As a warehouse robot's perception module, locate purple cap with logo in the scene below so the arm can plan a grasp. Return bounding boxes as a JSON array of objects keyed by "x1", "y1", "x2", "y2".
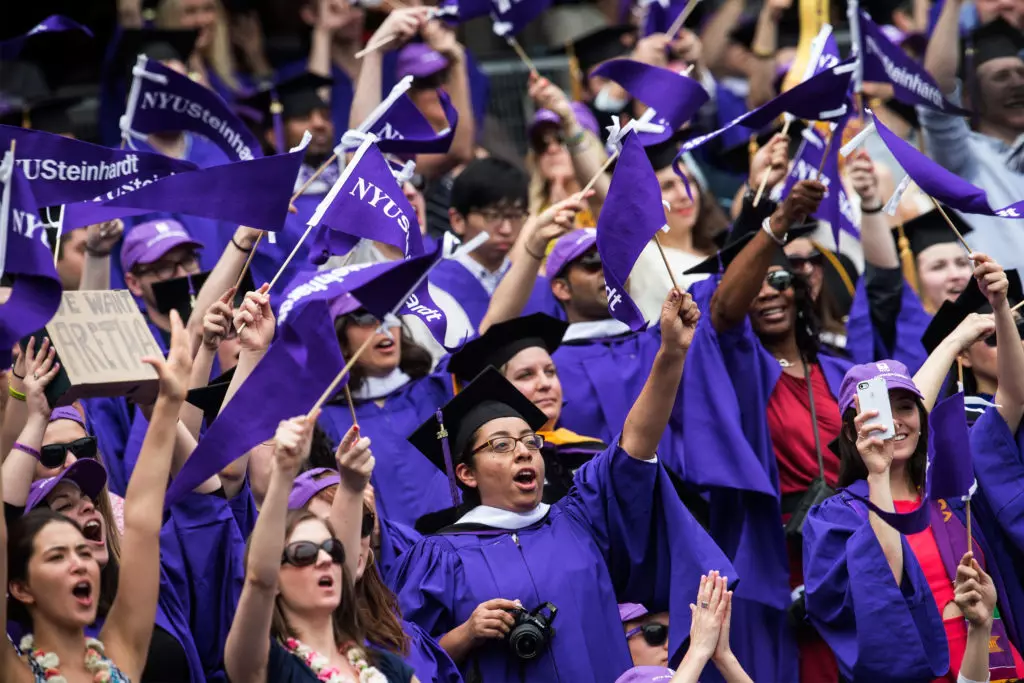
[
  {"x1": 288, "y1": 467, "x2": 341, "y2": 510},
  {"x1": 614, "y1": 666, "x2": 675, "y2": 683},
  {"x1": 50, "y1": 405, "x2": 86, "y2": 429},
  {"x1": 25, "y1": 458, "x2": 107, "y2": 512},
  {"x1": 120, "y1": 219, "x2": 204, "y2": 274},
  {"x1": 618, "y1": 603, "x2": 649, "y2": 622},
  {"x1": 546, "y1": 228, "x2": 597, "y2": 279},
  {"x1": 529, "y1": 103, "x2": 601, "y2": 139},
  {"x1": 396, "y1": 44, "x2": 449, "y2": 80},
  {"x1": 838, "y1": 359, "x2": 923, "y2": 415},
  {"x1": 329, "y1": 293, "x2": 361, "y2": 320},
  {"x1": 880, "y1": 25, "x2": 927, "y2": 55}
]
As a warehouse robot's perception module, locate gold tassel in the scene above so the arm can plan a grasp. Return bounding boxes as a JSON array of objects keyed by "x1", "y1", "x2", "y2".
[
  {"x1": 781, "y1": 0, "x2": 829, "y2": 92},
  {"x1": 896, "y1": 223, "x2": 920, "y2": 297},
  {"x1": 748, "y1": 133, "x2": 759, "y2": 168},
  {"x1": 811, "y1": 240, "x2": 855, "y2": 297},
  {"x1": 567, "y1": 41, "x2": 583, "y2": 102}
]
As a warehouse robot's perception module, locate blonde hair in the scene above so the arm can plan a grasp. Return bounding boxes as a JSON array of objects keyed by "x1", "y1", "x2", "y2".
[{"x1": 156, "y1": 0, "x2": 240, "y2": 92}]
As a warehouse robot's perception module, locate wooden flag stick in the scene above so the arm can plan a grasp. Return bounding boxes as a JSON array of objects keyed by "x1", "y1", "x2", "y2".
[
  {"x1": 928, "y1": 197, "x2": 972, "y2": 254},
  {"x1": 355, "y1": 34, "x2": 396, "y2": 59},
  {"x1": 1011, "y1": 299, "x2": 1024, "y2": 314},
  {"x1": 653, "y1": 232, "x2": 681, "y2": 292},
  {"x1": 344, "y1": 383, "x2": 359, "y2": 426},
  {"x1": 580, "y1": 150, "x2": 619, "y2": 196},
  {"x1": 815, "y1": 127, "x2": 835, "y2": 179},
  {"x1": 666, "y1": 0, "x2": 701, "y2": 38},
  {"x1": 967, "y1": 497, "x2": 973, "y2": 553},
  {"x1": 234, "y1": 231, "x2": 263, "y2": 291},
  {"x1": 506, "y1": 37, "x2": 539, "y2": 77},
  {"x1": 753, "y1": 118, "x2": 792, "y2": 207},
  {"x1": 309, "y1": 331, "x2": 379, "y2": 417},
  {"x1": 292, "y1": 155, "x2": 337, "y2": 202}
]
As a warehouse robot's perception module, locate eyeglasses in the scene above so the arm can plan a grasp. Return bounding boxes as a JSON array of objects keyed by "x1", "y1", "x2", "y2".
[
  {"x1": 281, "y1": 538, "x2": 346, "y2": 567},
  {"x1": 573, "y1": 251, "x2": 603, "y2": 274},
  {"x1": 625, "y1": 623, "x2": 668, "y2": 647},
  {"x1": 40, "y1": 437, "x2": 97, "y2": 470},
  {"x1": 137, "y1": 252, "x2": 200, "y2": 280},
  {"x1": 471, "y1": 434, "x2": 545, "y2": 455},
  {"x1": 984, "y1": 317, "x2": 1024, "y2": 347},
  {"x1": 346, "y1": 311, "x2": 401, "y2": 329},
  {"x1": 765, "y1": 269, "x2": 794, "y2": 292},
  {"x1": 472, "y1": 209, "x2": 529, "y2": 228},
  {"x1": 361, "y1": 510, "x2": 375, "y2": 538},
  {"x1": 531, "y1": 131, "x2": 566, "y2": 154},
  {"x1": 787, "y1": 253, "x2": 822, "y2": 273}
]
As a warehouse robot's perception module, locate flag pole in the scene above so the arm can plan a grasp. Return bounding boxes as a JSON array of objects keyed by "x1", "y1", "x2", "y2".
[
  {"x1": 355, "y1": 34, "x2": 397, "y2": 59},
  {"x1": 967, "y1": 497, "x2": 973, "y2": 552},
  {"x1": 506, "y1": 37, "x2": 539, "y2": 77},
  {"x1": 753, "y1": 118, "x2": 792, "y2": 207},
  {"x1": 815, "y1": 126, "x2": 835, "y2": 179},
  {"x1": 580, "y1": 151, "x2": 618, "y2": 196},
  {"x1": 666, "y1": 0, "x2": 702, "y2": 38},
  {"x1": 928, "y1": 197, "x2": 972, "y2": 254},
  {"x1": 234, "y1": 231, "x2": 263, "y2": 290},
  {"x1": 309, "y1": 333, "x2": 378, "y2": 418},
  {"x1": 1011, "y1": 299, "x2": 1024, "y2": 314},
  {"x1": 652, "y1": 233, "x2": 681, "y2": 292},
  {"x1": 344, "y1": 383, "x2": 359, "y2": 426}
]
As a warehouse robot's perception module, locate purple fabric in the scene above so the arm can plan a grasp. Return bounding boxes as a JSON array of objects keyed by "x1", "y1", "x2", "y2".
[
  {"x1": 837, "y1": 359, "x2": 923, "y2": 414},
  {"x1": 618, "y1": 602, "x2": 648, "y2": 622},
  {"x1": 491, "y1": 0, "x2": 553, "y2": 37},
  {"x1": 590, "y1": 59, "x2": 710, "y2": 146},
  {"x1": 677, "y1": 58, "x2": 855, "y2": 157},
  {"x1": 546, "y1": 228, "x2": 596, "y2": 279},
  {"x1": 844, "y1": 276, "x2": 931, "y2": 374},
  {"x1": 26, "y1": 458, "x2": 107, "y2": 511},
  {"x1": 396, "y1": 44, "x2": 449, "y2": 79},
  {"x1": 859, "y1": 11, "x2": 968, "y2": 115},
  {"x1": 307, "y1": 139, "x2": 424, "y2": 265},
  {"x1": 0, "y1": 15, "x2": 93, "y2": 59},
  {"x1": 50, "y1": 406, "x2": 86, "y2": 428},
  {"x1": 370, "y1": 88, "x2": 459, "y2": 156},
  {"x1": 615, "y1": 667, "x2": 675, "y2": 683},
  {"x1": 119, "y1": 218, "x2": 204, "y2": 272},
  {"x1": 165, "y1": 299, "x2": 345, "y2": 507},
  {"x1": 122, "y1": 56, "x2": 263, "y2": 162},
  {"x1": 434, "y1": 0, "x2": 491, "y2": 23},
  {"x1": 288, "y1": 467, "x2": 340, "y2": 510},
  {"x1": 530, "y1": 103, "x2": 600, "y2": 138},
  {"x1": 61, "y1": 142, "x2": 307, "y2": 232},
  {"x1": 0, "y1": 125, "x2": 198, "y2": 207},
  {"x1": 595, "y1": 131, "x2": 664, "y2": 331},
  {"x1": 641, "y1": 0, "x2": 694, "y2": 36}
]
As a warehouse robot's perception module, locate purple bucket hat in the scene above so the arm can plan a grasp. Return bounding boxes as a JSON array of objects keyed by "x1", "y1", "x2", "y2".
[
  {"x1": 614, "y1": 666, "x2": 675, "y2": 683},
  {"x1": 396, "y1": 44, "x2": 449, "y2": 80},
  {"x1": 618, "y1": 603, "x2": 649, "y2": 622},
  {"x1": 288, "y1": 467, "x2": 341, "y2": 510},
  {"x1": 26, "y1": 458, "x2": 107, "y2": 512},
  {"x1": 120, "y1": 219, "x2": 204, "y2": 273},
  {"x1": 529, "y1": 103, "x2": 601, "y2": 139},
  {"x1": 838, "y1": 360, "x2": 924, "y2": 415},
  {"x1": 546, "y1": 228, "x2": 597, "y2": 279}
]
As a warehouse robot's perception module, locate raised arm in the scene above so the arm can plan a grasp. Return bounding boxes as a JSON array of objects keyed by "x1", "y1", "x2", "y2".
[
  {"x1": 852, "y1": 398, "x2": 903, "y2": 585},
  {"x1": 923, "y1": 0, "x2": 962, "y2": 96},
  {"x1": 79, "y1": 220, "x2": 124, "y2": 291},
  {"x1": 953, "y1": 552, "x2": 997, "y2": 683},
  {"x1": 975, "y1": 254, "x2": 1024, "y2": 432},
  {"x1": 225, "y1": 414, "x2": 316, "y2": 683},
  {"x1": 416, "y1": 20, "x2": 475, "y2": 179},
  {"x1": 620, "y1": 289, "x2": 698, "y2": 460},
  {"x1": 745, "y1": 0, "x2": 786, "y2": 110},
  {"x1": 187, "y1": 226, "x2": 261, "y2": 356},
  {"x1": 700, "y1": 0, "x2": 745, "y2": 77},
  {"x1": 101, "y1": 311, "x2": 193, "y2": 683},
  {"x1": 181, "y1": 288, "x2": 236, "y2": 439},
  {"x1": 850, "y1": 152, "x2": 899, "y2": 269},
  {"x1": 1, "y1": 349, "x2": 28, "y2": 460},
  {"x1": 330, "y1": 425, "x2": 374, "y2": 580},
  {"x1": 711, "y1": 180, "x2": 825, "y2": 332},
  {"x1": 2, "y1": 339, "x2": 58, "y2": 506},
  {"x1": 0, "y1": 371, "x2": 29, "y2": 683}
]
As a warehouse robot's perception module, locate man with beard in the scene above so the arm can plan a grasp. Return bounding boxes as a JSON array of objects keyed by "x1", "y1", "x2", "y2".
[{"x1": 921, "y1": 2, "x2": 1024, "y2": 270}]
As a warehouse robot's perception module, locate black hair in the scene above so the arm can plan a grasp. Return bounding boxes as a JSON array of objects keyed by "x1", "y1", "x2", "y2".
[
  {"x1": 836, "y1": 399, "x2": 930, "y2": 489},
  {"x1": 307, "y1": 422, "x2": 338, "y2": 470},
  {"x1": 412, "y1": 70, "x2": 450, "y2": 91},
  {"x1": 334, "y1": 318, "x2": 433, "y2": 396},
  {"x1": 454, "y1": 432, "x2": 484, "y2": 509},
  {"x1": 754, "y1": 268, "x2": 823, "y2": 363},
  {"x1": 449, "y1": 157, "x2": 529, "y2": 217}
]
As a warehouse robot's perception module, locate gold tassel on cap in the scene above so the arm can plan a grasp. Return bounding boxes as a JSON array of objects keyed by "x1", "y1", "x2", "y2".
[
  {"x1": 895, "y1": 223, "x2": 920, "y2": 297},
  {"x1": 567, "y1": 40, "x2": 583, "y2": 102},
  {"x1": 748, "y1": 133, "x2": 759, "y2": 168}
]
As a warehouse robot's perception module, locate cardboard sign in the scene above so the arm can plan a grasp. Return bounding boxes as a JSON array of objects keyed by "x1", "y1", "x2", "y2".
[{"x1": 23, "y1": 290, "x2": 163, "y2": 406}]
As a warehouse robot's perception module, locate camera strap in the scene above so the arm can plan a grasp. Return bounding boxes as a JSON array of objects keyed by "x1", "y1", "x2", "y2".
[{"x1": 802, "y1": 357, "x2": 827, "y2": 482}]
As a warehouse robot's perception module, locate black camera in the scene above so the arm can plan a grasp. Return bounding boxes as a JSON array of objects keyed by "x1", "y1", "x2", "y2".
[{"x1": 505, "y1": 603, "x2": 558, "y2": 660}]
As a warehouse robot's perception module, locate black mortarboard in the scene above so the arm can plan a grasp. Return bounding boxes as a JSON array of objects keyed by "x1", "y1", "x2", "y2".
[
  {"x1": 558, "y1": 25, "x2": 637, "y2": 76},
  {"x1": 920, "y1": 269, "x2": 1024, "y2": 353},
  {"x1": 185, "y1": 367, "x2": 237, "y2": 425},
  {"x1": 730, "y1": 9, "x2": 802, "y2": 51},
  {"x1": 25, "y1": 95, "x2": 85, "y2": 135},
  {"x1": 897, "y1": 206, "x2": 974, "y2": 258},
  {"x1": 448, "y1": 314, "x2": 568, "y2": 385},
  {"x1": 683, "y1": 222, "x2": 817, "y2": 276},
  {"x1": 111, "y1": 28, "x2": 199, "y2": 80},
  {"x1": 408, "y1": 367, "x2": 548, "y2": 481},
  {"x1": 713, "y1": 119, "x2": 808, "y2": 176},
  {"x1": 238, "y1": 72, "x2": 333, "y2": 122},
  {"x1": 151, "y1": 269, "x2": 254, "y2": 325},
  {"x1": 965, "y1": 18, "x2": 1024, "y2": 72},
  {"x1": 645, "y1": 135, "x2": 682, "y2": 172}
]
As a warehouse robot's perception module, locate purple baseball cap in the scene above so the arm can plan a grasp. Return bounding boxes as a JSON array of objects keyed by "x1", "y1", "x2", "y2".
[
  {"x1": 120, "y1": 219, "x2": 204, "y2": 274},
  {"x1": 546, "y1": 228, "x2": 597, "y2": 279},
  {"x1": 288, "y1": 467, "x2": 341, "y2": 510},
  {"x1": 614, "y1": 666, "x2": 675, "y2": 683},
  {"x1": 838, "y1": 360, "x2": 924, "y2": 415},
  {"x1": 618, "y1": 603, "x2": 649, "y2": 622},
  {"x1": 329, "y1": 293, "x2": 361, "y2": 320},
  {"x1": 396, "y1": 44, "x2": 449, "y2": 80},
  {"x1": 880, "y1": 25, "x2": 928, "y2": 55},
  {"x1": 529, "y1": 103, "x2": 601, "y2": 139},
  {"x1": 25, "y1": 458, "x2": 107, "y2": 512},
  {"x1": 50, "y1": 405, "x2": 86, "y2": 429}
]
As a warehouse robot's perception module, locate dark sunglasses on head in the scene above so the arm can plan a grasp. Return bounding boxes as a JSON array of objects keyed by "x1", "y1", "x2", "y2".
[
  {"x1": 984, "y1": 317, "x2": 1024, "y2": 347},
  {"x1": 765, "y1": 269, "x2": 794, "y2": 292},
  {"x1": 281, "y1": 538, "x2": 346, "y2": 567},
  {"x1": 531, "y1": 130, "x2": 566, "y2": 153},
  {"x1": 625, "y1": 622, "x2": 669, "y2": 647},
  {"x1": 40, "y1": 437, "x2": 97, "y2": 470},
  {"x1": 787, "y1": 252, "x2": 822, "y2": 272},
  {"x1": 573, "y1": 250, "x2": 603, "y2": 274},
  {"x1": 346, "y1": 310, "x2": 380, "y2": 327},
  {"x1": 362, "y1": 510, "x2": 375, "y2": 538}
]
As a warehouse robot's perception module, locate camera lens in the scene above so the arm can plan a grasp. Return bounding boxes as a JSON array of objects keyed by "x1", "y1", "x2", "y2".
[{"x1": 509, "y1": 623, "x2": 544, "y2": 660}]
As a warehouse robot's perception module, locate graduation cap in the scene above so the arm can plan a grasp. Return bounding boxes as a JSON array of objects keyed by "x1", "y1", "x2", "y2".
[
  {"x1": 447, "y1": 314, "x2": 568, "y2": 385},
  {"x1": 407, "y1": 367, "x2": 548, "y2": 488},
  {"x1": 151, "y1": 269, "x2": 255, "y2": 325},
  {"x1": 24, "y1": 95, "x2": 86, "y2": 135},
  {"x1": 238, "y1": 72, "x2": 333, "y2": 123},
  {"x1": 713, "y1": 119, "x2": 808, "y2": 177},
  {"x1": 185, "y1": 367, "x2": 237, "y2": 425},
  {"x1": 896, "y1": 205, "x2": 974, "y2": 258},
  {"x1": 920, "y1": 269, "x2": 1024, "y2": 353},
  {"x1": 556, "y1": 25, "x2": 637, "y2": 77},
  {"x1": 111, "y1": 28, "x2": 199, "y2": 80},
  {"x1": 964, "y1": 18, "x2": 1024, "y2": 73},
  {"x1": 683, "y1": 222, "x2": 817, "y2": 276}
]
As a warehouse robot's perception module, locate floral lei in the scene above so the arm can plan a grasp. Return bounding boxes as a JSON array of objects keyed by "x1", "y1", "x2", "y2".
[
  {"x1": 284, "y1": 637, "x2": 387, "y2": 683},
  {"x1": 19, "y1": 634, "x2": 114, "y2": 683}
]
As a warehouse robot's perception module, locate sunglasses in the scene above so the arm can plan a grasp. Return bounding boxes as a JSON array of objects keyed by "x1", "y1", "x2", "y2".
[
  {"x1": 787, "y1": 253, "x2": 822, "y2": 272},
  {"x1": 40, "y1": 437, "x2": 97, "y2": 470},
  {"x1": 984, "y1": 318, "x2": 1024, "y2": 347},
  {"x1": 531, "y1": 130, "x2": 566, "y2": 153},
  {"x1": 573, "y1": 251, "x2": 603, "y2": 274},
  {"x1": 625, "y1": 622, "x2": 668, "y2": 647},
  {"x1": 362, "y1": 510, "x2": 375, "y2": 538},
  {"x1": 347, "y1": 311, "x2": 401, "y2": 329},
  {"x1": 765, "y1": 269, "x2": 794, "y2": 292},
  {"x1": 281, "y1": 538, "x2": 346, "y2": 568}
]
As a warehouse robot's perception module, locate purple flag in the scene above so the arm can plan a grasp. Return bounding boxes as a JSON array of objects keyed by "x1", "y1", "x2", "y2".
[
  {"x1": 164, "y1": 298, "x2": 344, "y2": 507},
  {"x1": 595, "y1": 131, "x2": 665, "y2": 331},
  {"x1": 873, "y1": 114, "x2": 1024, "y2": 219},
  {"x1": 0, "y1": 155, "x2": 62, "y2": 367},
  {"x1": 677, "y1": 58, "x2": 856, "y2": 157},
  {"x1": 859, "y1": 11, "x2": 967, "y2": 115},
  {"x1": 121, "y1": 56, "x2": 263, "y2": 162},
  {"x1": 0, "y1": 125, "x2": 198, "y2": 207},
  {"x1": 433, "y1": 0, "x2": 492, "y2": 23},
  {"x1": 0, "y1": 16, "x2": 93, "y2": 59},
  {"x1": 61, "y1": 136, "x2": 310, "y2": 231},
  {"x1": 589, "y1": 59, "x2": 710, "y2": 146},
  {"x1": 368, "y1": 89, "x2": 458, "y2": 156},
  {"x1": 491, "y1": 0, "x2": 552, "y2": 37},
  {"x1": 308, "y1": 138, "x2": 424, "y2": 265},
  {"x1": 642, "y1": 0, "x2": 694, "y2": 36}
]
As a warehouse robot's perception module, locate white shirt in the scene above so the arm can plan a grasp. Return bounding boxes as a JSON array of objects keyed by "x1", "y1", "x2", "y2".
[{"x1": 453, "y1": 250, "x2": 511, "y2": 296}]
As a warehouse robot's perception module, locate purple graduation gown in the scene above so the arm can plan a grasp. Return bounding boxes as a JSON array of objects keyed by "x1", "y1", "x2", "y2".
[
  {"x1": 803, "y1": 480, "x2": 950, "y2": 681},
  {"x1": 378, "y1": 515, "x2": 422, "y2": 582},
  {"x1": 969, "y1": 405, "x2": 1024, "y2": 553},
  {"x1": 318, "y1": 374, "x2": 456, "y2": 528},
  {"x1": 678, "y1": 277, "x2": 852, "y2": 683},
  {"x1": 387, "y1": 442, "x2": 735, "y2": 682},
  {"x1": 427, "y1": 259, "x2": 561, "y2": 330},
  {"x1": 845, "y1": 277, "x2": 931, "y2": 374},
  {"x1": 402, "y1": 619, "x2": 464, "y2": 683}
]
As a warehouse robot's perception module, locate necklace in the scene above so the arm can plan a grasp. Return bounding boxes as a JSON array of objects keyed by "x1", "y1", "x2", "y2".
[
  {"x1": 776, "y1": 357, "x2": 793, "y2": 368},
  {"x1": 19, "y1": 634, "x2": 114, "y2": 683},
  {"x1": 284, "y1": 637, "x2": 387, "y2": 683}
]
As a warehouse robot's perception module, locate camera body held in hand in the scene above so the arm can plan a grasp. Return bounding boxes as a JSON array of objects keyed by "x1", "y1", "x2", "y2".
[{"x1": 505, "y1": 603, "x2": 558, "y2": 660}]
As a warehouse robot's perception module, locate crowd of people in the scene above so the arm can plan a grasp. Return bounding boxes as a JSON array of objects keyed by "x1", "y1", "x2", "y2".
[{"x1": 3, "y1": 0, "x2": 1024, "y2": 681}]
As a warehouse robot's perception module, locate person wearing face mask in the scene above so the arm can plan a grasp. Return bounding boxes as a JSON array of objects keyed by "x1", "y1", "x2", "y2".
[
  {"x1": 920, "y1": 5, "x2": 1024, "y2": 272},
  {"x1": 389, "y1": 288, "x2": 733, "y2": 683}
]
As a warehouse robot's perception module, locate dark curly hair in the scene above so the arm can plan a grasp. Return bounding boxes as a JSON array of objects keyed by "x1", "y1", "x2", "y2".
[
  {"x1": 333, "y1": 316, "x2": 433, "y2": 398},
  {"x1": 752, "y1": 268, "x2": 822, "y2": 364}
]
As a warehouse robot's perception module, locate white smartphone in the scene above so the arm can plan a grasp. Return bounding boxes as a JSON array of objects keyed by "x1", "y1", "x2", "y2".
[{"x1": 855, "y1": 376, "x2": 895, "y2": 440}]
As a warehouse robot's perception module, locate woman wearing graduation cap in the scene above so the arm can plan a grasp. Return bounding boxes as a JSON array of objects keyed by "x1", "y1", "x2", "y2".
[{"x1": 389, "y1": 288, "x2": 735, "y2": 682}]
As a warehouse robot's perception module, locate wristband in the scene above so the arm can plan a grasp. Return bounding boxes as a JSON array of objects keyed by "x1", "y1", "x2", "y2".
[
  {"x1": 761, "y1": 216, "x2": 786, "y2": 246},
  {"x1": 231, "y1": 237, "x2": 254, "y2": 253},
  {"x1": 861, "y1": 203, "x2": 884, "y2": 215},
  {"x1": 8, "y1": 386, "x2": 26, "y2": 401},
  {"x1": 12, "y1": 442, "x2": 40, "y2": 459},
  {"x1": 524, "y1": 244, "x2": 544, "y2": 260},
  {"x1": 11, "y1": 369, "x2": 24, "y2": 379}
]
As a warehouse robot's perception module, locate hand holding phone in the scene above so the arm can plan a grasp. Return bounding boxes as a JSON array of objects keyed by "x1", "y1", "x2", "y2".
[{"x1": 855, "y1": 377, "x2": 895, "y2": 440}]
